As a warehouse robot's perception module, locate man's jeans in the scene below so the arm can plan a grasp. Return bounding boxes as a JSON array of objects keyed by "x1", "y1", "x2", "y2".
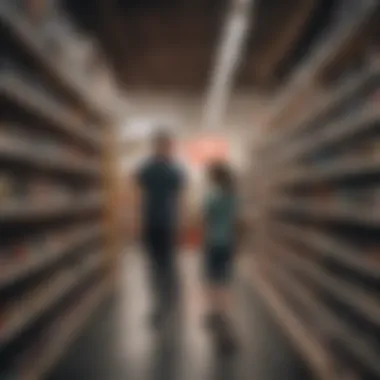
[{"x1": 143, "y1": 226, "x2": 179, "y2": 316}]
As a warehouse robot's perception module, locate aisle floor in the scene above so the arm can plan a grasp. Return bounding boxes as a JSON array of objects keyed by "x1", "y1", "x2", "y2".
[{"x1": 48, "y1": 251, "x2": 311, "y2": 380}]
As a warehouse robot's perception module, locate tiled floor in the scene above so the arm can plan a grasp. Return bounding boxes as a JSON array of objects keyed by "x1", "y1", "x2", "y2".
[{"x1": 48, "y1": 251, "x2": 311, "y2": 380}]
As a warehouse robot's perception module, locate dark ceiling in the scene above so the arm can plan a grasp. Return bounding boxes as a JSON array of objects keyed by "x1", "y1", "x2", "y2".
[{"x1": 64, "y1": 0, "x2": 340, "y2": 93}]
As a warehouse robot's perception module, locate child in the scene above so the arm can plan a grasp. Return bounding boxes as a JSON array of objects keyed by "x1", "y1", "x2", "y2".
[{"x1": 203, "y1": 161, "x2": 239, "y2": 332}]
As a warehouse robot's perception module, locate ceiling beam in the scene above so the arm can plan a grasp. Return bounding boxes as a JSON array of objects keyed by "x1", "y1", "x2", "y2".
[
  {"x1": 96, "y1": 0, "x2": 130, "y2": 88},
  {"x1": 254, "y1": 0, "x2": 316, "y2": 85}
]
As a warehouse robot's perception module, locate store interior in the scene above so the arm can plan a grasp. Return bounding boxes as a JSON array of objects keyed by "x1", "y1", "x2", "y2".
[{"x1": 0, "y1": 0, "x2": 380, "y2": 379}]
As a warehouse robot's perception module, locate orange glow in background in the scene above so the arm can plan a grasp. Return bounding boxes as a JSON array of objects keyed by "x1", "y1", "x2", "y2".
[{"x1": 182, "y1": 136, "x2": 230, "y2": 166}]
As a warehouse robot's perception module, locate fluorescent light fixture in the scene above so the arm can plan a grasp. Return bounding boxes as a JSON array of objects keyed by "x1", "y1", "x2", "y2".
[
  {"x1": 120, "y1": 116, "x2": 183, "y2": 141},
  {"x1": 203, "y1": 0, "x2": 255, "y2": 130}
]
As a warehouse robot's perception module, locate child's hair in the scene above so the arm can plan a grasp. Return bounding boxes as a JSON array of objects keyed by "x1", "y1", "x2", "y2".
[{"x1": 208, "y1": 161, "x2": 235, "y2": 194}]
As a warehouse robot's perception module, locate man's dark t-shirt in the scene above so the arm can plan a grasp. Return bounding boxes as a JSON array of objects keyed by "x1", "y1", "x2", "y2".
[{"x1": 137, "y1": 157, "x2": 184, "y2": 235}]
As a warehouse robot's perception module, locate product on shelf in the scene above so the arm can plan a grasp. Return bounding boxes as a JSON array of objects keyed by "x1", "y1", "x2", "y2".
[
  {"x1": 49, "y1": 231, "x2": 65, "y2": 251},
  {"x1": 367, "y1": 245, "x2": 380, "y2": 265},
  {"x1": 0, "y1": 174, "x2": 12, "y2": 203},
  {"x1": 31, "y1": 234, "x2": 49, "y2": 256},
  {"x1": 8, "y1": 124, "x2": 35, "y2": 146},
  {"x1": 367, "y1": 137, "x2": 380, "y2": 159},
  {"x1": 341, "y1": 186, "x2": 377, "y2": 208},
  {"x1": 0, "y1": 245, "x2": 12, "y2": 270},
  {"x1": 44, "y1": 14, "x2": 96, "y2": 83},
  {"x1": 314, "y1": 185, "x2": 334, "y2": 206},
  {"x1": 10, "y1": 0, "x2": 30, "y2": 13},
  {"x1": 37, "y1": 136, "x2": 61, "y2": 156},
  {"x1": 64, "y1": 146, "x2": 85, "y2": 164},
  {"x1": 25, "y1": 0, "x2": 54, "y2": 27},
  {"x1": 0, "y1": 124, "x2": 7, "y2": 144},
  {"x1": 71, "y1": 108, "x2": 86, "y2": 125},
  {"x1": 29, "y1": 177, "x2": 51, "y2": 202},
  {"x1": 12, "y1": 176, "x2": 30, "y2": 201},
  {"x1": 13, "y1": 242, "x2": 29, "y2": 263}
]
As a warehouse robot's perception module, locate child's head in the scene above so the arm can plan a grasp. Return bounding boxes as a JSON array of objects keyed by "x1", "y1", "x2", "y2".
[{"x1": 207, "y1": 161, "x2": 235, "y2": 193}]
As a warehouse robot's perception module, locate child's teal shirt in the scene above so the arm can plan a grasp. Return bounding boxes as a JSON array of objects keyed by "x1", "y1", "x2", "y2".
[{"x1": 204, "y1": 188, "x2": 238, "y2": 247}]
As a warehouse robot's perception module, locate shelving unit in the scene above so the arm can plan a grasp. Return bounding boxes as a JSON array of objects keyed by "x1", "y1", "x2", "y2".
[
  {"x1": 0, "y1": 1, "x2": 113, "y2": 123},
  {"x1": 0, "y1": 1, "x2": 118, "y2": 378},
  {"x1": 250, "y1": 2, "x2": 380, "y2": 379}
]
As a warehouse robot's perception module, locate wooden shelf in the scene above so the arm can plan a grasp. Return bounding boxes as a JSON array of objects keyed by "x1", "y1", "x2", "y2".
[
  {"x1": 282, "y1": 108, "x2": 380, "y2": 163},
  {"x1": 0, "y1": 2, "x2": 113, "y2": 123},
  {"x1": 274, "y1": 198, "x2": 380, "y2": 228},
  {"x1": 253, "y1": 6, "x2": 380, "y2": 378},
  {"x1": 0, "y1": 224, "x2": 102, "y2": 290},
  {"x1": 25, "y1": 280, "x2": 110, "y2": 380},
  {"x1": 0, "y1": 69, "x2": 101, "y2": 151},
  {"x1": 276, "y1": 223, "x2": 380, "y2": 280},
  {"x1": 279, "y1": 158, "x2": 380, "y2": 187},
  {"x1": 244, "y1": 257, "x2": 336, "y2": 380},
  {"x1": 315, "y1": 2, "x2": 379, "y2": 81},
  {"x1": 0, "y1": 252, "x2": 103, "y2": 348},
  {"x1": 0, "y1": 194, "x2": 103, "y2": 223},
  {"x1": 266, "y1": 66, "x2": 380, "y2": 158},
  {"x1": 263, "y1": 250, "x2": 380, "y2": 378},
  {"x1": 0, "y1": 139, "x2": 100, "y2": 178},
  {"x1": 261, "y1": 2, "x2": 379, "y2": 150},
  {"x1": 0, "y1": 3, "x2": 118, "y2": 375},
  {"x1": 270, "y1": 240, "x2": 380, "y2": 330}
]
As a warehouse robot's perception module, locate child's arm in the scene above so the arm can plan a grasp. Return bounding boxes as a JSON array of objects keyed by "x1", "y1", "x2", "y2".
[{"x1": 234, "y1": 197, "x2": 247, "y2": 249}]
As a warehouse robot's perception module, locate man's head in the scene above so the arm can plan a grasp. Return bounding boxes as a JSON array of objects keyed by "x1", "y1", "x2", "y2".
[{"x1": 153, "y1": 129, "x2": 174, "y2": 158}]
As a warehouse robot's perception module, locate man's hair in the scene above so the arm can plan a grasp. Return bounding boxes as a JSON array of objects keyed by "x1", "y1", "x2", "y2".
[{"x1": 153, "y1": 129, "x2": 172, "y2": 145}]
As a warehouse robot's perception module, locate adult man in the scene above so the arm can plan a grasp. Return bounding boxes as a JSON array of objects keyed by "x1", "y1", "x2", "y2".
[{"x1": 135, "y1": 130, "x2": 186, "y2": 327}]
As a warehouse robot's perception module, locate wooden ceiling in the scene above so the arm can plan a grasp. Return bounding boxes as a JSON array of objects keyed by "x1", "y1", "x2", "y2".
[{"x1": 65, "y1": 0, "x2": 340, "y2": 93}]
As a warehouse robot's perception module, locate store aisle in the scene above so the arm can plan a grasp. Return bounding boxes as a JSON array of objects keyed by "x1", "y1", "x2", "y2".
[{"x1": 48, "y1": 250, "x2": 311, "y2": 380}]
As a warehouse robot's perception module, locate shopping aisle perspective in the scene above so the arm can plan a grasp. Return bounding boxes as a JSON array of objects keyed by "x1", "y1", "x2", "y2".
[
  {"x1": 48, "y1": 251, "x2": 311, "y2": 380},
  {"x1": 2, "y1": 0, "x2": 380, "y2": 379}
]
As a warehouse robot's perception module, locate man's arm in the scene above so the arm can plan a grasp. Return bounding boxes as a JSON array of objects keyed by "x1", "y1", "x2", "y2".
[
  {"x1": 176, "y1": 166, "x2": 188, "y2": 243},
  {"x1": 235, "y1": 197, "x2": 248, "y2": 251},
  {"x1": 128, "y1": 166, "x2": 145, "y2": 241}
]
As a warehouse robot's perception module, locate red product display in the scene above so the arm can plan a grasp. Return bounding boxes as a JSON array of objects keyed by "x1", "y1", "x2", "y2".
[{"x1": 183, "y1": 226, "x2": 203, "y2": 250}]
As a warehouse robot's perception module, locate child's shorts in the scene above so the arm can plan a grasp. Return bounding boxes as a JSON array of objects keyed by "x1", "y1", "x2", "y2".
[{"x1": 205, "y1": 244, "x2": 234, "y2": 285}]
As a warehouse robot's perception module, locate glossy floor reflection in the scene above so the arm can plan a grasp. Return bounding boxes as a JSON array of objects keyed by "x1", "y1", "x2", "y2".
[{"x1": 48, "y1": 251, "x2": 311, "y2": 380}]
